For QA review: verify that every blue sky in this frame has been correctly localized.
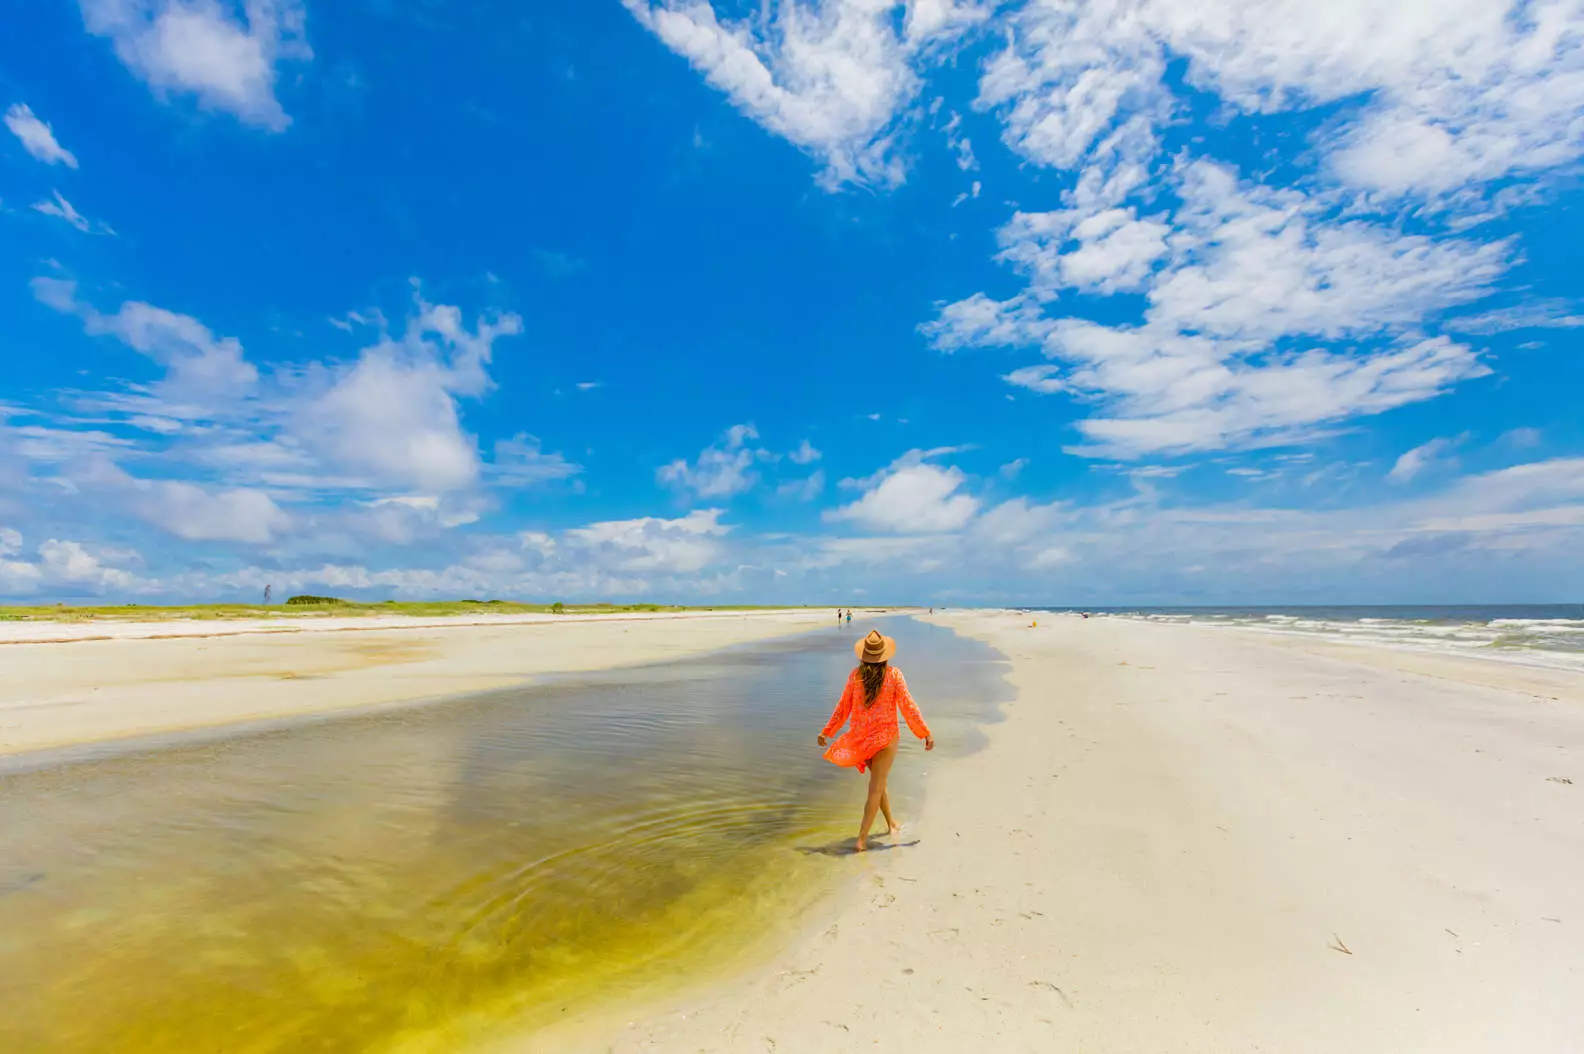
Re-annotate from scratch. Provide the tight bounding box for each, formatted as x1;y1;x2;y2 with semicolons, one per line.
2;0;1583;605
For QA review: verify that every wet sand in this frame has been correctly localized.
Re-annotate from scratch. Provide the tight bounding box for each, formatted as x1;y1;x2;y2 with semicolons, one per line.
0;609;838;758
562;610;1584;1053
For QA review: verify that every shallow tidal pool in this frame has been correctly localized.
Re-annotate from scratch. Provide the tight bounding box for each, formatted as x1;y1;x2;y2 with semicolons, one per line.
0;617;1006;1052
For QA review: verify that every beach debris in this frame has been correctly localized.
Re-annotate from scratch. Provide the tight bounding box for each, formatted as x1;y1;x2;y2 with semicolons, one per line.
1545;776;1573;784
1031;980;1074;1008
776;965;820;985
1329;934;1353;955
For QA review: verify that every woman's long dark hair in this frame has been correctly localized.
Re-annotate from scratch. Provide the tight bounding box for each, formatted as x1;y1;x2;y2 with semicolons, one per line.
857;660;888;707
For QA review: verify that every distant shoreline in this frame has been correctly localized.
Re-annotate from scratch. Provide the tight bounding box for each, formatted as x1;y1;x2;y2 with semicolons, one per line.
0;598;826;625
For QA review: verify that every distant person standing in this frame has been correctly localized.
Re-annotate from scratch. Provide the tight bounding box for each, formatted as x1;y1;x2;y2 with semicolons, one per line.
845;609;852;624
818;630;934;852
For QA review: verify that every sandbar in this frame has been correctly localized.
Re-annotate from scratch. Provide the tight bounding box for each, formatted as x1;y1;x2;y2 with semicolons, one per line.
0;609;835;758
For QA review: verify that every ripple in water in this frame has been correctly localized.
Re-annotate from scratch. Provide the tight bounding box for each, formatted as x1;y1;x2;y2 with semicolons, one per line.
0;617;1008;1052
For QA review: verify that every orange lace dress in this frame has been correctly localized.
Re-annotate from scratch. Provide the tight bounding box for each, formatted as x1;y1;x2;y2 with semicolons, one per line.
820;666;931;773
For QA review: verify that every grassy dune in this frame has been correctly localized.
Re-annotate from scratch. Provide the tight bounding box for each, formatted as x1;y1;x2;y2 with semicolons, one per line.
0;600;793;623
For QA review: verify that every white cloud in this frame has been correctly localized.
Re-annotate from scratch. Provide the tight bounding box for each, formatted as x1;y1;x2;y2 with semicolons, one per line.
1028;545;1072;569
658;423;766;498
777;469;825;502
0;415;139;464
1388;438;1453;484
80;0;312;131
997;205;1169;296
564;508;729;573
1501;427;1543;449
0;528;44;596
904;0;991;45
978;0;1584;201
969;496;1063;546
298;296;523;494
34;277;258;399
933;161;1506;457
1445;301;1584;335
1003;364;1064;394
789;438;822;465
1144;162;1506;342
31;191;91;232
1069;333;1487;458
72;458;290;543
1419;457;1584;527
5;104;79;167
490;433;581;487
38;539;138;591
942;110;978;171
921;292;1056;352
907;3;1584;462
622;0;985;187
806;533;942;570
826;452;980;533
133;480;290;543
40;286;526;500
798;456;1584;599
347;495;483;545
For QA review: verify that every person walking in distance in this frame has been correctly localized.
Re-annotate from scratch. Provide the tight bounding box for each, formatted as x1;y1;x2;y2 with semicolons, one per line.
817;629;934;851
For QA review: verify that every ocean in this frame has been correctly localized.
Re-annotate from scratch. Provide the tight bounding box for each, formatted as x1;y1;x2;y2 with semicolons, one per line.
1026;605;1584;672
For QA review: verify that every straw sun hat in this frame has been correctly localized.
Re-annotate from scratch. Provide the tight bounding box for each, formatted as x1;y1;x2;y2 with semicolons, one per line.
854;629;897;664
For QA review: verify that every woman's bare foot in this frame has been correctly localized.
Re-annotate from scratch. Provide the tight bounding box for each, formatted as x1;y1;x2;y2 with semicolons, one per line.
883;821;903;837
854;837;867;853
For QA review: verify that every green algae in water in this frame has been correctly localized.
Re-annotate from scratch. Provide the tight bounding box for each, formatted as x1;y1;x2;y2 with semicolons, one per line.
0;619;1008;1052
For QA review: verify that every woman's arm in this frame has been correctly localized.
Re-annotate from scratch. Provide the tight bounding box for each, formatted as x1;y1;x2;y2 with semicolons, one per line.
817;674;856;744
894;670;934;748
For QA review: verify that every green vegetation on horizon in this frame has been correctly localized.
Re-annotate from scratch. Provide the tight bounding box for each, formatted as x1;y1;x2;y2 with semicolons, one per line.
0;599;805;623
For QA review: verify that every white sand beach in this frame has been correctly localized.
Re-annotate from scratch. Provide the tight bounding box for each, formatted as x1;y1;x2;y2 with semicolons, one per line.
0;609;832;757
7;608;1582;1052
547;610;1584;1053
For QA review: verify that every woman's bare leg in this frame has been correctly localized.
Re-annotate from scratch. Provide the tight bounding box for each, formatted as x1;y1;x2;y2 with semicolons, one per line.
880;789;897;835
856;742;899;852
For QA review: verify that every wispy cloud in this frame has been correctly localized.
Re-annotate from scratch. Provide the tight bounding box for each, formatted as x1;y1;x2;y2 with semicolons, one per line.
929;160;1506;458
5;103;78;167
1388;438;1455;484
657;424;779;499
622;0;987;187
30;190;99;233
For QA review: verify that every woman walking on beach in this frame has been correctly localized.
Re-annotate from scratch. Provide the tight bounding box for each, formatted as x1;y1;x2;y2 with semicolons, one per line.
817;629;934;851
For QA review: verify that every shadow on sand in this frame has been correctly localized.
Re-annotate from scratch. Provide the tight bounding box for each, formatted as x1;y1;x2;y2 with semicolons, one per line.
796;838;922;858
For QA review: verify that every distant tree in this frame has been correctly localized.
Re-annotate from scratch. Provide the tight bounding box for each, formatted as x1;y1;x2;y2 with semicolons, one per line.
551;601;565;614
285;595;344;606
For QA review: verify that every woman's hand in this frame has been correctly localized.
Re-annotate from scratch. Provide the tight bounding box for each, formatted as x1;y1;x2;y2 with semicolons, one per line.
816;735;828;747
924;737;935;751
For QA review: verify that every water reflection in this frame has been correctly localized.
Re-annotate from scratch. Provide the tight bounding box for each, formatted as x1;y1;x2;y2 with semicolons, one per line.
0;617;1007;1052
